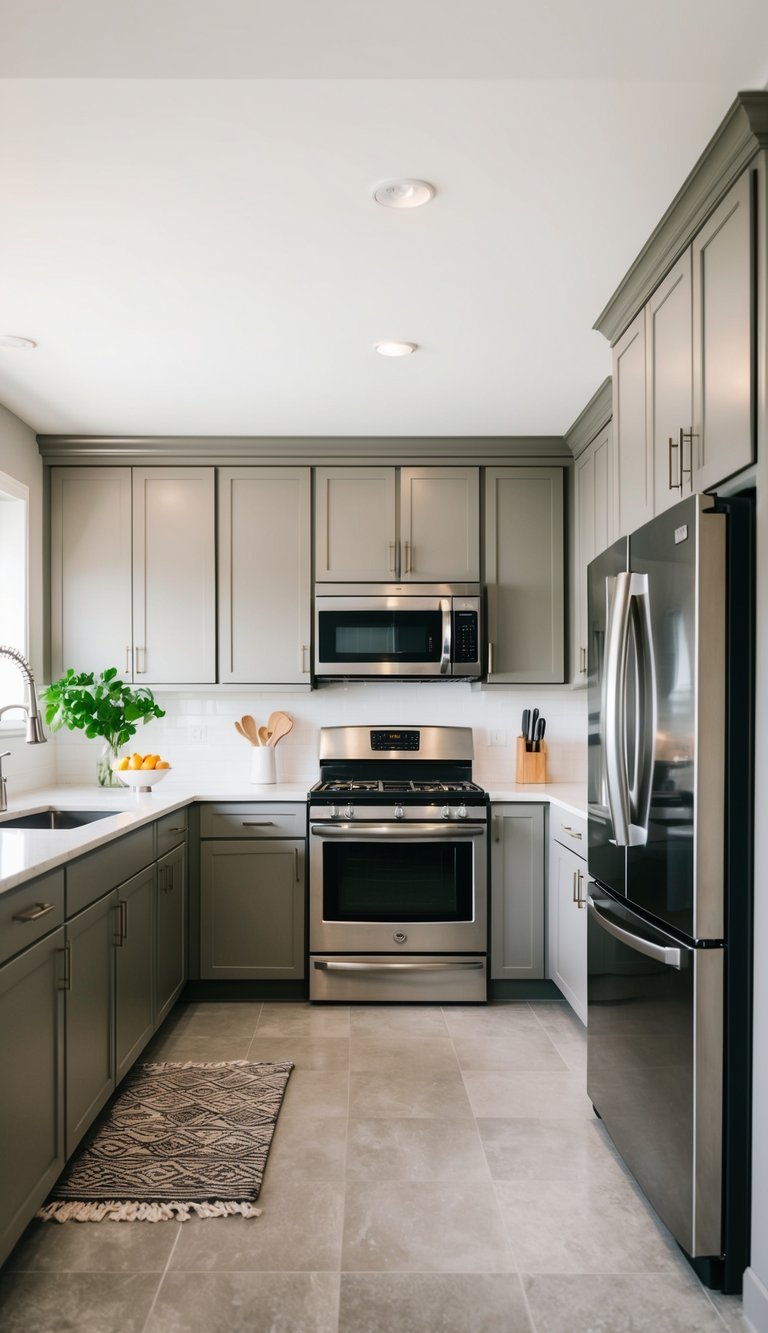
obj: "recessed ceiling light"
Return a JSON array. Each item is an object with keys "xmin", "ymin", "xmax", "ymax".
[
  {"xmin": 374, "ymin": 342, "xmax": 418, "ymax": 357},
  {"xmin": 373, "ymin": 179, "xmax": 436, "ymax": 209},
  {"xmin": 0, "ymin": 334, "xmax": 37, "ymax": 350}
]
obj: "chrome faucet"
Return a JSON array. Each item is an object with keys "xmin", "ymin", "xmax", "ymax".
[{"xmin": 0, "ymin": 646, "xmax": 47, "ymax": 813}]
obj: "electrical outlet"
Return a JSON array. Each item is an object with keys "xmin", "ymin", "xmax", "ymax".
[
  {"xmin": 489, "ymin": 729, "xmax": 507, "ymax": 747},
  {"xmin": 189, "ymin": 725, "xmax": 206, "ymax": 744}
]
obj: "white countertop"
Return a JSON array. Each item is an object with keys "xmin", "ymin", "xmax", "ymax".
[{"xmin": 0, "ymin": 779, "xmax": 587, "ymax": 895}]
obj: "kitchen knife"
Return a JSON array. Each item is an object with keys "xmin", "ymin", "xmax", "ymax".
[
  {"xmin": 529, "ymin": 708, "xmax": 539, "ymax": 748},
  {"xmin": 534, "ymin": 717, "xmax": 546, "ymax": 752},
  {"xmin": 521, "ymin": 709, "xmax": 530, "ymax": 748}
]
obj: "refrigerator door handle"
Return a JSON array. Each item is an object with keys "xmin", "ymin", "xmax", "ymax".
[
  {"xmin": 628, "ymin": 573, "xmax": 657, "ymax": 844},
  {"xmin": 587, "ymin": 896, "xmax": 684, "ymax": 970},
  {"xmin": 603, "ymin": 572, "xmax": 633, "ymax": 846}
]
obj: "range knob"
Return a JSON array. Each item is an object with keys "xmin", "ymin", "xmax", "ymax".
[
  {"xmin": 394, "ymin": 803, "xmax": 405, "ymax": 820},
  {"xmin": 441, "ymin": 805, "xmax": 451, "ymax": 820},
  {"xmin": 343, "ymin": 803, "xmax": 354, "ymax": 820},
  {"xmin": 457, "ymin": 804, "xmax": 468, "ymax": 820},
  {"xmin": 330, "ymin": 804, "xmax": 338, "ymax": 819}
]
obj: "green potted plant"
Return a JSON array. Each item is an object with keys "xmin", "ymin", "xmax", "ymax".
[{"xmin": 43, "ymin": 667, "xmax": 166, "ymax": 786}]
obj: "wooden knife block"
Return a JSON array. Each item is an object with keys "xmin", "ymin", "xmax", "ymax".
[{"xmin": 516, "ymin": 737, "xmax": 548, "ymax": 784}]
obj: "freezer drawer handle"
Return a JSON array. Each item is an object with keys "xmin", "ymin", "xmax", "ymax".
[
  {"xmin": 587, "ymin": 896, "xmax": 683, "ymax": 970},
  {"xmin": 313, "ymin": 960, "xmax": 484, "ymax": 973}
]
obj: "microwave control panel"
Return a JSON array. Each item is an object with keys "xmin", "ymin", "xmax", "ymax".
[{"xmin": 453, "ymin": 610, "xmax": 479, "ymax": 663}]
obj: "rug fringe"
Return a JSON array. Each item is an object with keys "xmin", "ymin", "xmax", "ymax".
[{"xmin": 36, "ymin": 1199, "xmax": 263, "ymax": 1223}]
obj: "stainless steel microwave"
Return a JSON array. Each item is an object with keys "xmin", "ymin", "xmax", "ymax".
[{"xmin": 314, "ymin": 584, "xmax": 482, "ymax": 679}]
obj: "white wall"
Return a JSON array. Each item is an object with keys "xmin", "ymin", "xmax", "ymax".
[
  {"xmin": 51, "ymin": 681, "xmax": 587, "ymax": 791},
  {"xmin": 0, "ymin": 403, "xmax": 56, "ymax": 793}
]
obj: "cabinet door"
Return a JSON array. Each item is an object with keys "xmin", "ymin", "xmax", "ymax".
[
  {"xmin": 315, "ymin": 467, "xmax": 397, "ymax": 581},
  {"xmin": 218, "ymin": 468, "xmax": 311, "ymax": 683},
  {"xmin": 155, "ymin": 843, "xmax": 187, "ymax": 1028},
  {"xmin": 548, "ymin": 839, "xmax": 587, "ymax": 1024},
  {"xmin": 490, "ymin": 805, "xmax": 545, "ymax": 980},
  {"xmin": 200, "ymin": 840, "xmax": 305, "ymax": 979},
  {"xmin": 573, "ymin": 425, "xmax": 617, "ymax": 680},
  {"xmin": 692, "ymin": 170, "xmax": 755, "ymax": 490},
  {"xmin": 0, "ymin": 929, "xmax": 65, "ymax": 1267},
  {"xmin": 646, "ymin": 251, "xmax": 693, "ymax": 515},
  {"xmin": 399, "ymin": 467, "xmax": 480, "ymax": 582},
  {"xmin": 115, "ymin": 865, "xmax": 155, "ymax": 1083},
  {"xmin": 132, "ymin": 468, "xmax": 216, "ymax": 682},
  {"xmin": 50, "ymin": 467, "xmax": 132, "ymax": 680},
  {"xmin": 613, "ymin": 310, "xmax": 652, "ymax": 537},
  {"xmin": 485, "ymin": 468, "xmax": 564, "ymax": 683},
  {"xmin": 65, "ymin": 892, "xmax": 117, "ymax": 1156}
]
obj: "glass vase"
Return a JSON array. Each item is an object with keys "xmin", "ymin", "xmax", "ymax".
[{"xmin": 97, "ymin": 742, "xmax": 125, "ymax": 788}]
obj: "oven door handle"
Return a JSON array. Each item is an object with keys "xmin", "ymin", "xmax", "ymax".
[
  {"xmin": 310, "ymin": 823, "xmax": 486, "ymax": 839},
  {"xmin": 313, "ymin": 959, "xmax": 485, "ymax": 972}
]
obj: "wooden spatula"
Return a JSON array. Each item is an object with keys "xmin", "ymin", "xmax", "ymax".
[
  {"xmin": 268, "ymin": 712, "xmax": 293, "ymax": 746},
  {"xmin": 234, "ymin": 720, "xmax": 250, "ymax": 742}
]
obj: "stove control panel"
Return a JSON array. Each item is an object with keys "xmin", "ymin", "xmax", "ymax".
[{"xmin": 370, "ymin": 729, "xmax": 420, "ymax": 751}]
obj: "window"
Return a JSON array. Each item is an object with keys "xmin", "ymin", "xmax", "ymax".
[{"xmin": 0, "ymin": 471, "xmax": 29, "ymax": 730}]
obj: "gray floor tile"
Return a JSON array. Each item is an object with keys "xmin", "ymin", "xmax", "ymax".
[
  {"xmin": 0, "ymin": 1270, "xmax": 159, "ymax": 1333},
  {"xmin": 256, "ymin": 1003, "xmax": 351, "ymax": 1038},
  {"xmin": 523, "ymin": 1271, "xmax": 725, "ymax": 1331},
  {"xmin": 477, "ymin": 1116, "xmax": 626, "ymax": 1182},
  {"xmin": 443, "ymin": 1003, "xmax": 541, "ymax": 1036},
  {"xmin": 346, "ymin": 1117, "xmax": 490, "ymax": 1181},
  {"xmin": 146, "ymin": 1271, "xmax": 339, "ymax": 1333},
  {"xmin": 349, "ymin": 1005, "xmax": 450, "ymax": 1038},
  {"xmin": 452, "ymin": 1032, "xmax": 567, "ymax": 1071},
  {"xmin": 342, "ymin": 1181, "xmax": 513, "ymax": 1273},
  {"xmin": 277, "ymin": 1070, "xmax": 350, "ymax": 1119},
  {"xmin": 247, "ymin": 1035, "xmax": 350, "ymax": 1070},
  {"xmin": 528, "ymin": 1000, "xmax": 587, "ymax": 1039},
  {"xmin": 163, "ymin": 1002, "xmax": 263, "ymax": 1036},
  {"xmin": 349, "ymin": 1035, "xmax": 459, "ymax": 1074},
  {"xmin": 349, "ymin": 1070, "xmax": 473, "ymax": 1118},
  {"xmin": 462, "ymin": 1068, "xmax": 594, "ymax": 1118},
  {"xmin": 338, "ymin": 1272, "xmax": 533, "ymax": 1333},
  {"xmin": 143, "ymin": 1034, "xmax": 254, "ymax": 1062},
  {"xmin": 169, "ymin": 1181, "xmax": 344, "ymax": 1272},
  {"xmin": 496, "ymin": 1177, "xmax": 680, "ymax": 1274},
  {"xmin": 705, "ymin": 1288, "xmax": 750, "ymax": 1329},
  {"xmin": 262, "ymin": 1116, "xmax": 348, "ymax": 1183},
  {"xmin": 5, "ymin": 1216, "xmax": 180, "ymax": 1272},
  {"xmin": 549, "ymin": 1035, "xmax": 588, "ymax": 1070}
]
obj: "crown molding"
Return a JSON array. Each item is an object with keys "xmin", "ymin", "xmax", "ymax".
[
  {"xmin": 36, "ymin": 434, "xmax": 572, "ymax": 466},
  {"xmin": 563, "ymin": 378, "xmax": 612, "ymax": 458},
  {"xmin": 594, "ymin": 91, "xmax": 768, "ymax": 346}
]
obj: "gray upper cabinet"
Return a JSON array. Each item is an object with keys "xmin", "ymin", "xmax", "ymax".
[
  {"xmin": 315, "ymin": 467, "xmax": 397, "ymax": 581},
  {"xmin": 490, "ymin": 804, "xmax": 545, "ymax": 980},
  {"xmin": 613, "ymin": 311, "xmax": 652, "ymax": 537},
  {"xmin": 51, "ymin": 466, "xmax": 216, "ymax": 683},
  {"xmin": 484, "ymin": 467, "xmax": 565, "ymax": 684},
  {"xmin": 399, "ymin": 467, "xmax": 479, "ymax": 582},
  {"xmin": 50, "ymin": 467, "xmax": 133, "ymax": 680},
  {"xmin": 692, "ymin": 170, "xmax": 755, "ymax": 490},
  {"xmin": 573, "ymin": 422, "xmax": 617, "ymax": 679},
  {"xmin": 646, "ymin": 251, "xmax": 694, "ymax": 515},
  {"xmin": 218, "ymin": 467, "xmax": 311, "ymax": 683},
  {"xmin": 315, "ymin": 465, "xmax": 479, "ymax": 583}
]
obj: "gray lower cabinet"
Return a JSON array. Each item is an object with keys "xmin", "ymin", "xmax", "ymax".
[
  {"xmin": 201, "ymin": 839, "xmax": 305, "ymax": 980},
  {"xmin": 156, "ymin": 842, "xmax": 187, "ymax": 1027},
  {"xmin": 490, "ymin": 804, "xmax": 545, "ymax": 980},
  {"xmin": 548, "ymin": 813, "xmax": 588, "ymax": 1024},
  {"xmin": 115, "ymin": 865, "xmax": 156, "ymax": 1083},
  {"xmin": 65, "ymin": 891, "xmax": 117, "ymax": 1157},
  {"xmin": 0, "ymin": 926, "xmax": 65, "ymax": 1265}
]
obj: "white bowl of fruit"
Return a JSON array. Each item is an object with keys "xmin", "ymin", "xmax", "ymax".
[{"xmin": 112, "ymin": 752, "xmax": 171, "ymax": 791}]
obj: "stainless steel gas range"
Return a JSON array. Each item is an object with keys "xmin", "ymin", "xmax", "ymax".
[{"xmin": 308, "ymin": 725, "xmax": 488, "ymax": 1003}]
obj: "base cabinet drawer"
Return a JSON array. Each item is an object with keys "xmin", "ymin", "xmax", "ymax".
[{"xmin": 200, "ymin": 840, "xmax": 305, "ymax": 980}]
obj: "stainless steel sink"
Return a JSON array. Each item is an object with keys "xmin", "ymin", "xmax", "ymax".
[{"xmin": 0, "ymin": 809, "xmax": 120, "ymax": 830}]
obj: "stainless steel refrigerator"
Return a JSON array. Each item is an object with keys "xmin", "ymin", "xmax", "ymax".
[{"xmin": 587, "ymin": 492, "xmax": 753, "ymax": 1293}]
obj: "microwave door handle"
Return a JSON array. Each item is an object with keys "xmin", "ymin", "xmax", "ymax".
[
  {"xmin": 628, "ymin": 574, "xmax": 657, "ymax": 845},
  {"xmin": 603, "ymin": 571, "xmax": 633, "ymax": 847},
  {"xmin": 439, "ymin": 600, "xmax": 451, "ymax": 675}
]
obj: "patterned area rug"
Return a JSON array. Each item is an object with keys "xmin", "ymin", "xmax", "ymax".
[{"xmin": 37, "ymin": 1059, "xmax": 293, "ymax": 1223}]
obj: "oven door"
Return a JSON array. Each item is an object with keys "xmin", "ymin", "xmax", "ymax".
[
  {"xmin": 314, "ymin": 597, "xmax": 451, "ymax": 677},
  {"xmin": 309, "ymin": 820, "xmax": 487, "ymax": 953}
]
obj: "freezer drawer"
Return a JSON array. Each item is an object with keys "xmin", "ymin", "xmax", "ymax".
[{"xmin": 587, "ymin": 893, "xmax": 723, "ymax": 1259}]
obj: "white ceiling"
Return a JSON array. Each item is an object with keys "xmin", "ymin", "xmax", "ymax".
[{"xmin": 1, "ymin": 2, "xmax": 767, "ymax": 439}]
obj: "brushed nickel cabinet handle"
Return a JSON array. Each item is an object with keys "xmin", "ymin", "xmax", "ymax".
[
  {"xmin": 488, "ymin": 642, "xmax": 494, "ymax": 676},
  {"xmin": 572, "ymin": 869, "xmax": 579, "ymax": 903},
  {"xmin": 404, "ymin": 540, "xmax": 412, "ymax": 574},
  {"xmin": 294, "ymin": 847, "xmax": 300, "ymax": 882},
  {"xmin": 125, "ymin": 645, "xmax": 131, "ymax": 674},
  {"xmin": 13, "ymin": 901, "xmax": 56, "ymax": 923},
  {"xmin": 388, "ymin": 541, "xmax": 397, "ymax": 573},
  {"xmin": 668, "ymin": 435, "xmax": 682, "ymax": 492},
  {"xmin": 561, "ymin": 825, "xmax": 583, "ymax": 840},
  {"xmin": 58, "ymin": 940, "xmax": 71, "ymax": 991},
  {"xmin": 580, "ymin": 646, "xmax": 587, "ymax": 673},
  {"xmin": 135, "ymin": 647, "xmax": 146, "ymax": 674},
  {"xmin": 167, "ymin": 826, "xmax": 186, "ymax": 834},
  {"xmin": 241, "ymin": 820, "xmax": 275, "ymax": 827},
  {"xmin": 576, "ymin": 870, "xmax": 586, "ymax": 908},
  {"xmin": 681, "ymin": 427, "xmax": 697, "ymax": 487}
]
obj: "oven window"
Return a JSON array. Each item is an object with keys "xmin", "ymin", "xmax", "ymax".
[
  {"xmin": 322, "ymin": 841, "xmax": 474, "ymax": 922},
  {"xmin": 318, "ymin": 610, "xmax": 442, "ymax": 663}
]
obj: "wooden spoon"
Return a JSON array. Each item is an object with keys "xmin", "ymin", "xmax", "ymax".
[
  {"xmin": 268, "ymin": 713, "xmax": 293, "ymax": 747},
  {"xmin": 258, "ymin": 726, "xmax": 271, "ymax": 746},
  {"xmin": 240, "ymin": 715, "xmax": 260, "ymax": 746},
  {"xmin": 234, "ymin": 720, "xmax": 250, "ymax": 742}
]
